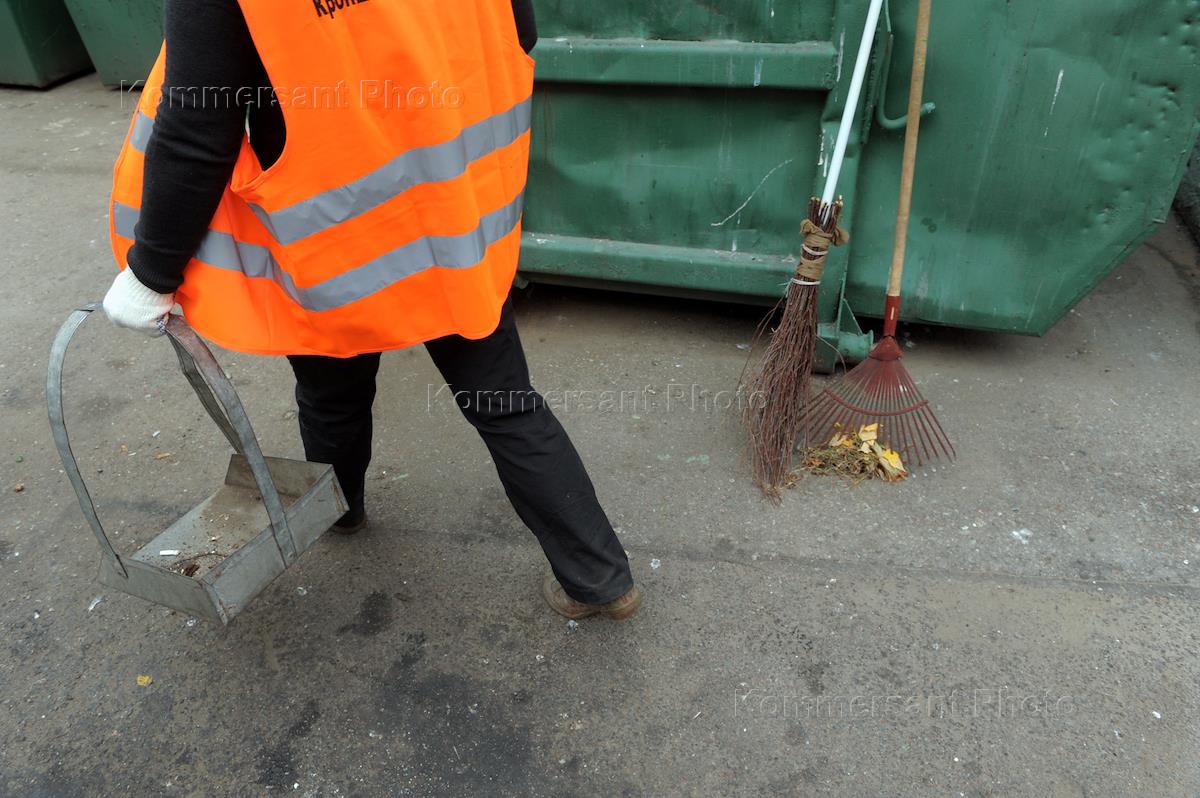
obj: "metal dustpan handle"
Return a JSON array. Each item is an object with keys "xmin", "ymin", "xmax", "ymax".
[
  {"xmin": 47, "ymin": 306, "xmax": 300, "ymax": 578},
  {"xmin": 47, "ymin": 305, "xmax": 127, "ymax": 578},
  {"xmin": 161, "ymin": 314, "xmax": 298, "ymax": 563}
]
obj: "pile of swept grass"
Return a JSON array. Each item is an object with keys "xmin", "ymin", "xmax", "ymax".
[{"xmin": 790, "ymin": 423, "xmax": 908, "ymax": 486}]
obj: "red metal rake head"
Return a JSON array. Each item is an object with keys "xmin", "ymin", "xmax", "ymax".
[{"xmin": 802, "ymin": 336, "xmax": 954, "ymax": 468}]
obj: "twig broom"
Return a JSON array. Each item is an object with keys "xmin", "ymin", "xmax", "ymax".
[{"xmin": 743, "ymin": 0, "xmax": 887, "ymax": 497}]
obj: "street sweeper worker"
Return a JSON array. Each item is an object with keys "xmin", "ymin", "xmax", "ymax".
[{"xmin": 100, "ymin": 0, "xmax": 642, "ymax": 621}]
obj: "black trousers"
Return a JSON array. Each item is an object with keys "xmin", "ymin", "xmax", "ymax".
[{"xmin": 287, "ymin": 299, "xmax": 633, "ymax": 604}]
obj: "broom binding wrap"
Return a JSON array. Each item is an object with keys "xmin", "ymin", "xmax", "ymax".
[{"xmin": 796, "ymin": 218, "xmax": 850, "ymax": 284}]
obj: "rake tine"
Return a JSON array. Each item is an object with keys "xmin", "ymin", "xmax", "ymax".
[
  {"xmin": 914, "ymin": 405, "xmax": 940, "ymax": 466},
  {"xmin": 927, "ymin": 404, "xmax": 955, "ymax": 459},
  {"xmin": 898, "ymin": 375, "xmax": 928, "ymax": 464},
  {"xmin": 907, "ymin": 405, "xmax": 927, "ymax": 466},
  {"xmin": 801, "ymin": 347, "xmax": 952, "ymax": 472}
]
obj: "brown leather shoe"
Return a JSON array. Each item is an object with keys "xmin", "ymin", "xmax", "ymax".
[
  {"xmin": 332, "ymin": 508, "xmax": 368, "ymax": 536},
  {"xmin": 542, "ymin": 575, "xmax": 643, "ymax": 621}
]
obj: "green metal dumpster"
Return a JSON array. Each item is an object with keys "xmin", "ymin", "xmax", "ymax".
[
  {"xmin": 0, "ymin": 0, "xmax": 92, "ymax": 88},
  {"xmin": 62, "ymin": 0, "xmax": 162, "ymax": 89},
  {"xmin": 517, "ymin": 0, "xmax": 1200, "ymax": 359}
]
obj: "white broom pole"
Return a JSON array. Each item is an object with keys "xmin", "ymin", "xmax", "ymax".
[{"xmin": 821, "ymin": 0, "xmax": 886, "ymax": 209}]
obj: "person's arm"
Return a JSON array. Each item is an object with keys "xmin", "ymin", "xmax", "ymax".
[
  {"xmin": 512, "ymin": 0, "xmax": 538, "ymax": 54},
  {"xmin": 105, "ymin": 0, "xmax": 264, "ymax": 331},
  {"xmin": 129, "ymin": 0, "xmax": 265, "ymax": 294}
]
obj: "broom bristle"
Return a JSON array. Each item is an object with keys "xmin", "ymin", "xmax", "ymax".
[
  {"xmin": 742, "ymin": 198, "xmax": 843, "ymax": 498},
  {"xmin": 742, "ymin": 281, "xmax": 821, "ymax": 497},
  {"xmin": 803, "ymin": 340, "xmax": 954, "ymax": 467}
]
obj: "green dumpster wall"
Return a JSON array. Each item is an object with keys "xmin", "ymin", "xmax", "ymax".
[
  {"xmin": 519, "ymin": 0, "xmax": 853, "ymax": 308},
  {"xmin": 0, "ymin": 0, "xmax": 91, "ymax": 88},
  {"xmin": 519, "ymin": 0, "xmax": 1200, "ymax": 337},
  {"xmin": 850, "ymin": 0, "xmax": 1200, "ymax": 334},
  {"xmin": 63, "ymin": 0, "xmax": 162, "ymax": 89}
]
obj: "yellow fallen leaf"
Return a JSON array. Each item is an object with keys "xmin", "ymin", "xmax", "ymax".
[
  {"xmin": 858, "ymin": 424, "xmax": 880, "ymax": 443},
  {"xmin": 154, "ymin": 453, "xmax": 172, "ymax": 461},
  {"xmin": 136, "ymin": 675, "xmax": 153, "ymax": 687},
  {"xmin": 871, "ymin": 442, "xmax": 909, "ymax": 481}
]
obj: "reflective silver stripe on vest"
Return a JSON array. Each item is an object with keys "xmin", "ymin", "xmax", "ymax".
[
  {"xmin": 125, "ymin": 98, "xmax": 533, "ymax": 248},
  {"xmin": 112, "ymin": 191, "xmax": 524, "ymax": 312},
  {"xmin": 113, "ymin": 201, "xmax": 277, "ymax": 281},
  {"xmin": 250, "ymin": 97, "xmax": 533, "ymax": 245},
  {"xmin": 130, "ymin": 111, "xmax": 155, "ymax": 153}
]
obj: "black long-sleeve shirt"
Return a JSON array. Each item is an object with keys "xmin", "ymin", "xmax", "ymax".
[{"xmin": 128, "ymin": 0, "xmax": 538, "ymax": 295}]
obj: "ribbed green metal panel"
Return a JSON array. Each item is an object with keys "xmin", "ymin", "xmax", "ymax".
[{"xmin": 520, "ymin": 0, "xmax": 871, "ymax": 315}]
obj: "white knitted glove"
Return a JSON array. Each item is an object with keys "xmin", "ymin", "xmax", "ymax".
[{"xmin": 103, "ymin": 267, "xmax": 175, "ymax": 336}]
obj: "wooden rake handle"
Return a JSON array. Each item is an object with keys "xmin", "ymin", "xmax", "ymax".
[{"xmin": 884, "ymin": 0, "xmax": 933, "ymax": 337}]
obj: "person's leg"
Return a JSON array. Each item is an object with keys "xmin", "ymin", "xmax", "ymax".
[
  {"xmin": 287, "ymin": 353, "xmax": 382, "ymax": 526},
  {"xmin": 425, "ymin": 299, "xmax": 634, "ymax": 605}
]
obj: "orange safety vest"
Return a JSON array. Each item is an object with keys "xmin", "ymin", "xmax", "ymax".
[{"xmin": 110, "ymin": 0, "xmax": 535, "ymax": 357}]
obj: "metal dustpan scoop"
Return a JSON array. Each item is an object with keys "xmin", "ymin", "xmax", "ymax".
[{"xmin": 48, "ymin": 305, "xmax": 348, "ymax": 625}]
